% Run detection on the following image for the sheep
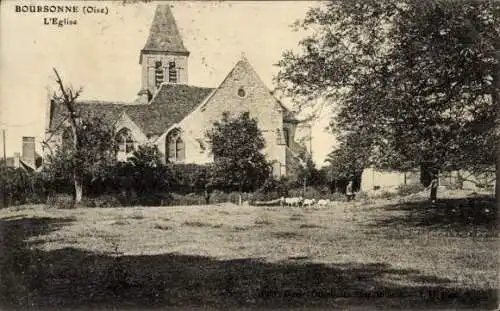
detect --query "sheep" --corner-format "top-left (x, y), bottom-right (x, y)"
top-left (302, 198), bottom-right (316, 207)
top-left (283, 197), bottom-right (303, 207)
top-left (317, 199), bottom-right (331, 207)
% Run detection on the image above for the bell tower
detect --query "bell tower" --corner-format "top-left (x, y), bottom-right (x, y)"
top-left (138, 5), bottom-right (190, 103)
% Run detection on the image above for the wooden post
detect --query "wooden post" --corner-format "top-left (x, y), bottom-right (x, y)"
top-left (2, 129), bottom-right (6, 166)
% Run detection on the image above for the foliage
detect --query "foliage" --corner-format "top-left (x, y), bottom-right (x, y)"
top-left (397, 183), bottom-right (425, 197)
top-left (257, 177), bottom-right (290, 196)
top-left (207, 190), bottom-right (229, 204)
top-left (125, 144), bottom-right (169, 197)
top-left (127, 144), bottom-right (162, 168)
top-left (0, 166), bottom-right (45, 206)
top-left (43, 115), bottom-right (117, 196)
top-left (167, 163), bottom-right (211, 193)
top-left (169, 192), bottom-right (205, 206)
top-left (249, 191), bottom-right (282, 203)
top-left (276, 0), bottom-right (499, 194)
top-left (206, 112), bottom-right (272, 192)
top-left (295, 152), bottom-right (326, 188)
top-left (45, 193), bottom-right (74, 209)
top-left (324, 133), bottom-right (370, 181)
top-left (49, 68), bottom-right (93, 203)
top-left (81, 195), bottom-right (122, 208)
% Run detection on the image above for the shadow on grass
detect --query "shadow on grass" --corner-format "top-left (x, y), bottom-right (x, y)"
top-left (0, 216), bottom-right (497, 310)
top-left (369, 196), bottom-right (498, 235)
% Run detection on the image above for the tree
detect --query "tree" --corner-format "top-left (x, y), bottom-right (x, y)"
top-left (126, 144), bottom-right (169, 198)
top-left (276, 0), bottom-right (499, 201)
top-left (45, 69), bottom-right (117, 204)
top-left (206, 112), bottom-right (271, 192)
top-left (43, 115), bottom-right (117, 200)
top-left (324, 132), bottom-right (371, 192)
top-left (294, 148), bottom-right (325, 192)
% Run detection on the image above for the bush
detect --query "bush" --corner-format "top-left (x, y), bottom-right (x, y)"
top-left (278, 187), bottom-right (346, 201)
top-left (250, 191), bottom-right (281, 203)
top-left (0, 166), bottom-right (46, 207)
top-left (207, 112), bottom-right (271, 192)
top-left (377, 191), bottom-right (395, 200)
top-left (258, 177), bottom-right (289, 196)
top-left (397, 183), bottom-right (425, 196)
top-left (318, 185), bottom-right (331, 196)
top-left (303, 187), bottom-right (323, 199)
top-left (167, 163), bottom-right (211, 193)
top-left (210, 190), bottom-right (229, 204)
top-left (133, 193), bottom-right (172, 206)
top-left (169, 193), bottom-right (204, 206)
top-left (81, 195), bottom-right (122, 208)
top-left (227, 192), bottom-right (252, 204)
top-left (355, 191), bottom-right (369, 201)
top-left (287, 188), bottom-right (303, 198)
top-left (46, 193), bottom-right (74, 209)
top-left (329, 192), bottom-right (346, 201)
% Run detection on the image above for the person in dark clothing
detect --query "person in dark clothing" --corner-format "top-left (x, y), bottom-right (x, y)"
top-left (346, 180), bottom-right (355, 201)
top-left (204, 186), bottom-right (210, 205)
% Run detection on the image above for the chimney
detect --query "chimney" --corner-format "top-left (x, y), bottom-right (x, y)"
top-left (13, 152), bottom-right (20, 168)
top-left (22, 137), bottom-right (35, 167)
top-left (137, 89), bottom-right (152, 105)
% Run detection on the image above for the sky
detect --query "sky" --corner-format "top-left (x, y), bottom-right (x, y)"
top-left (0, 0), bottom-right (336, 166)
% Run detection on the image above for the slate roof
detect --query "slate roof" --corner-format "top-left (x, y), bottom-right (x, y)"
top-left (141, 5), bottom-right (188, 56)
top-left (48, 85), bottom-right (214, 136)
top-left (48, 89), bottom-right (297, 136)
top-left (126, 84), bottom-right (214, 135)
top-left (48, 100), bottom-right (127, 133)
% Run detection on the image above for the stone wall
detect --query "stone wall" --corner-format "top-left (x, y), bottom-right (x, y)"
top-left (360, 167), bottom-right (420, 192)
top-left (158, 59), bottom-right (290, 177)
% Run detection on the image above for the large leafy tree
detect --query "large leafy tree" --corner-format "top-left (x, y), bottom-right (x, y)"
top-left (277, 0), bottom-right (499, 200)
top-left (43, 115), bottom-right (117, 199)
top-left (206, 112), bottom-right (271, 192)
top-left (44, 69), bottom-right (118, 204)
top-left (325, 133), bottom-right (371, 180)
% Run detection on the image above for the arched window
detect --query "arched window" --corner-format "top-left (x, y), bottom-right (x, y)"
top-left (166, 129), bottom-right (184, 162)
top-left (175, 137), bottom-right (185, 161)
top-left (168, 61), bottom-right (177, 83)
top-left (155, 61), bottom-right (164, 87)
top-left (167, 137), bottom-right (176, 161)
top-left (116, 128), bottom-right (134, 153)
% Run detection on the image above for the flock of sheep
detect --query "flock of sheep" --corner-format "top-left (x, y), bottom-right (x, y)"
top-left (279, 197), bottom-right (332, 207)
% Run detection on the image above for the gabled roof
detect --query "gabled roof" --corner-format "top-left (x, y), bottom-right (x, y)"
top-left (141, 4), bottom-right (189, 61)
top-left (48, 100), bottom-right (127, 133)
top-left (126, 84), bottom-right (214, 135)
top-left (48, 58), bottom-right (298, 137)
top-left (48, 84), bottom-right (214, 136)
top-left (218, 56), bottom-right (299, 123)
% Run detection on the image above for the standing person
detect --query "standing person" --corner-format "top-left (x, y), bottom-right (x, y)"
top-left (346, 180), bottom-right (355, 201)
top-left (429, 174), bottom-right (438, 204)
top-left (204, 185), bottom-right (210, 205)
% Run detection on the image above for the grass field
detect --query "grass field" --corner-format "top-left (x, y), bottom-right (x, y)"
top-left (0, 190), bottom-right (498, 310)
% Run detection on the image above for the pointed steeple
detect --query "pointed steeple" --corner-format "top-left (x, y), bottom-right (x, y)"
top-left (138, 4), bottom-right (190, 97)
top-left (140, 4), bottom-right (189, 63)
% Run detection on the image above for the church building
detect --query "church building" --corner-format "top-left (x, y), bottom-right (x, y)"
top-left (45, 5), bottom-right (306, 177)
